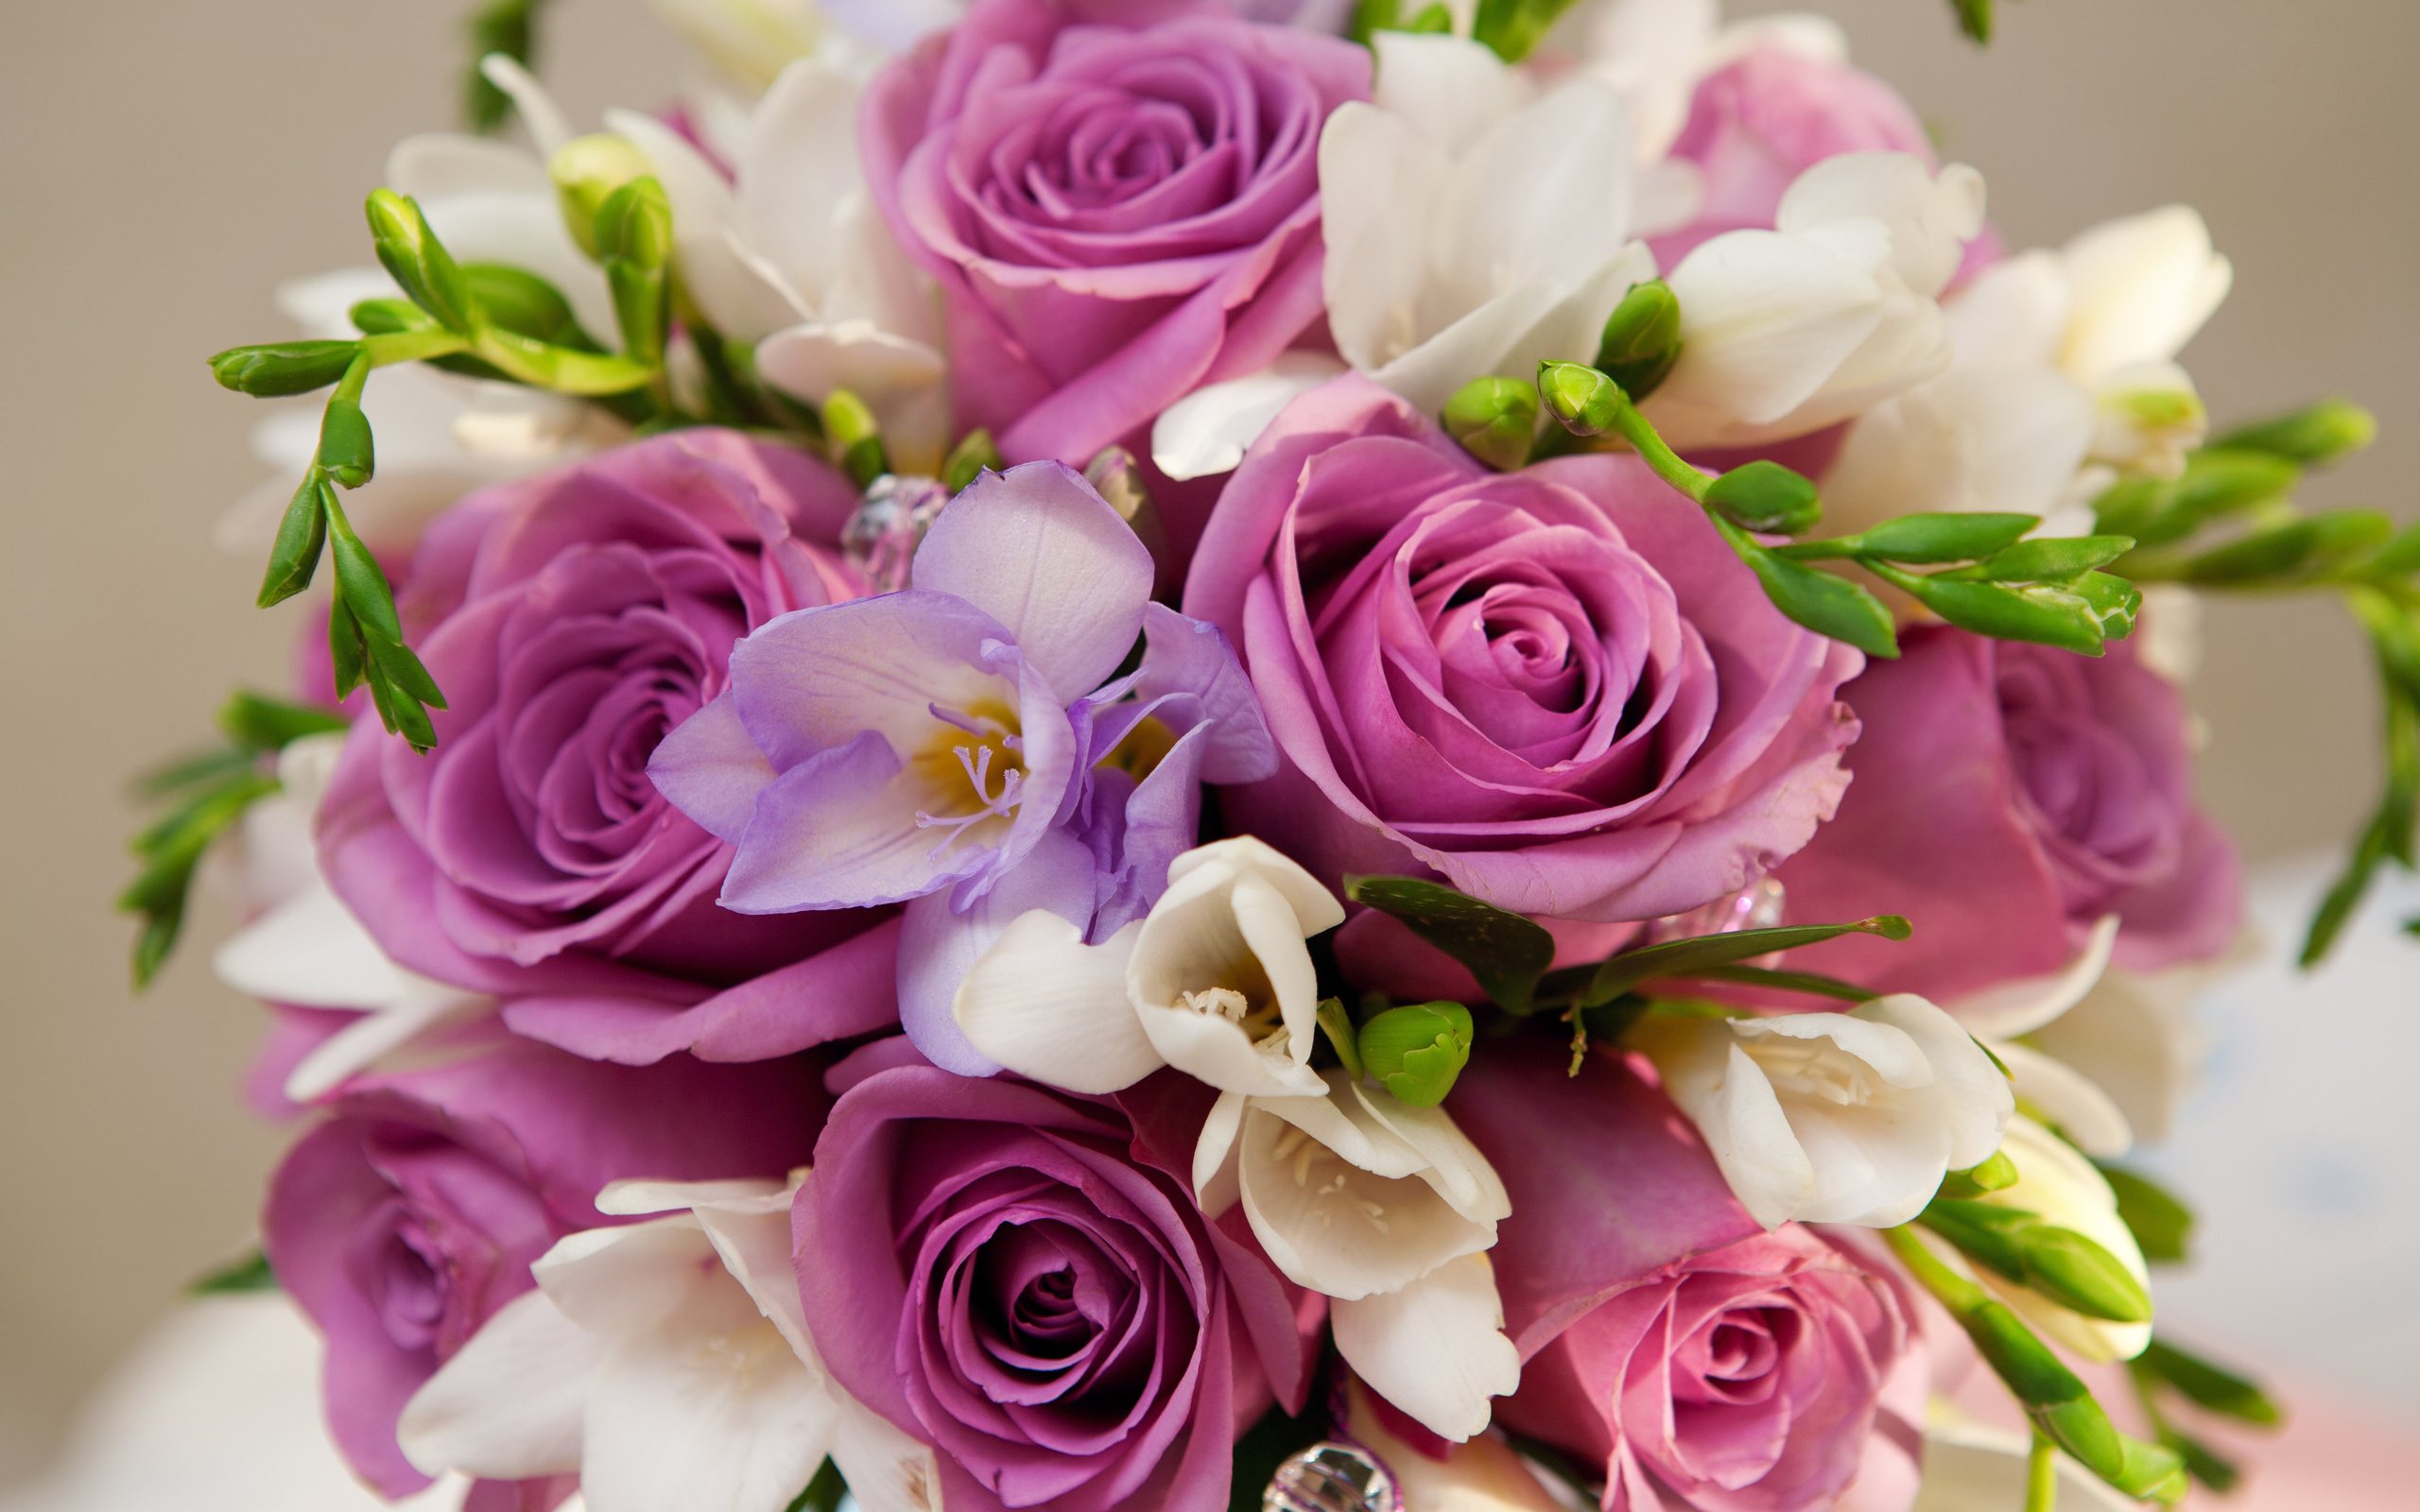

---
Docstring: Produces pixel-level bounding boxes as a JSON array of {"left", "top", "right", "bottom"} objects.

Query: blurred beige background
[{"left": 0, "top": 0, "right": 2413, "bottom": 1491}]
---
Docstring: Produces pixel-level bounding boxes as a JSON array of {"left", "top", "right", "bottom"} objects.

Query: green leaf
[
  {"left": 2152, "top": 1420, "right": 2242, "bottom": 1494},
  {"left": 2304, "top": 690, "right": 2419, "bottom": 966},
  {"left": 328, "top": 581, "right": 369, "bottom": 701},
  {"left": 121, "top": 769, "right": 281, "bottom": 988},
  {"left": 255, "top": 472, "right": 331, "bottom": 609},
  {"left": 2135, "top": 1339, "right": 2285, "bottom": 1427},
  {"left": 208, "top": 339, "right": 362, "bottom": 397},
  {"left": 1834, "top": 511, "right": 2038, "bottom": 563},
  {"left": 1472, "top": 0, "right": 1586, "bottom": 62},
  {"left": 782, "top": 1459, "right": 847, "bottom": 1512},
  {"left": 2097, "top": 1164, "right": 2195, "bottom": 1264},
  {"left": 1683, "top": 962, "right": 1878, "bottom": 1002},
  {"left": 189, "top": 1249, "right": 278, "bottom": 1296},
  {"left": 324, "top": 502, "right": 403, "bottom": 645},
  {"left": 134, "top": 747, "right": 259, "bottom": 800},
  {"left": 1951, "top": 0, "right": 1994, "bottom": 43},
  {"left": 1577, "top": 916, "right": 1910, "bottom": 1006},
  {"left": 1735, "top": 542, "right": 1901, "bottom": 658},
  {"left": 1343, "top": 876, "right": 1557, "bottom": 1015},
  {"left": 2214, "top": 399, "right": 2377, "bottom": 468},
  {"left": 1703, "top": 460, "right": 1820, "bottom": 535},
  {"left": 218, "top": 690, "right": 349, "bottom": 752}
]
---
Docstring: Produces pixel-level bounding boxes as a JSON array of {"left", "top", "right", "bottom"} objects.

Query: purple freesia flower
[{"left": 650, "top": 460, "right": 1273, "bottom": 1072}]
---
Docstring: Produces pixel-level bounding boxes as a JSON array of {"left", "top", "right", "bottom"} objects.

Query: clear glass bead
[
  {"left": 1651, "top": 876, "right": 1788, "bottom": 944},
  {"left": 840, "top": 474, "right": 951, "bottom": 593},
  {"left": 1264, "top": 1441, "right": 1399, "bottom": 1512}
]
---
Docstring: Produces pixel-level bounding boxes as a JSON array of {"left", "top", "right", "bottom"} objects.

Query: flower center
[
  {"left": 1267, "top": 1124, "right": 1392, "bottom": 1236},
  {"left": 911, "top": 698, "right": 1027, "bottom": 857},
  {"left": 1741, "top": 1037, "right": 1876, "bottom": 1106},
  {"left": 1097, "top": 714, "right": 1179, "bottom": 783}
]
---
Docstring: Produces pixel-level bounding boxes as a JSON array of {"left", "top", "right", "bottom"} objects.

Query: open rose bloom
[{"left": 163, "top": 2, "right": 2381, "bottom": 1510}]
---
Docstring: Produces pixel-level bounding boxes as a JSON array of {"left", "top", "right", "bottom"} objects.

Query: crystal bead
[
  {"left": 1651, "top": 876, "right": 1788, "bottom": 944},
  {"left": 840, "top": 474, "right": 951, "bottom": 594},
  {"left": 1263, "top": 1441, "right": 1399, "bottom": 1512}
]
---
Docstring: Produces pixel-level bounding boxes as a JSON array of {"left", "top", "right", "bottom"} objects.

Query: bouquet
[{"left": 133, "top": 0, "right": 2410, "bottom": 1508}]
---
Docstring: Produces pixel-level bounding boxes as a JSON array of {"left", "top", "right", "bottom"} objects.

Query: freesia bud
[
  {"left": 550, "top": 133, "right": 652, "bottom": 259},
  {"left": 1442, "top": 376, "right": 1540, "bottom": 472},
  {"left": 2216, "top": 399, "right": 2378, "bottom": 468},
  {"left": 1538, "top": 361, "right": 1624, "bottom": 438},
  {"left": 1083, "top": 445, "right": 1152, "bottom": 524},
  {"left": 1703, "top": 460, "right": 1821, "bottom": 534},
  {"left": 1356, "top": 1001, "right": 1474, "bottom": 1108},
  {"left": 209, "top": 340, "right": 361, "bottom": 398},
  {"left": 2017, "top": 1225, "right": 2155, "bottom": 1325},
  {"left": 365, "top": 190, "right": 473, "bottom": 335},
  {"left": 317, "top": 398, "right": 375, "bottom": 490},
  {"left": 823, "top": 388, "right": 888, "bottom": 489},
  {"left": 942, "top": 428, "right": 1003, "bottom": 493},
  {"left": 1595, "top": 280, "right": 1683, "bottom": 402},
  {"left": 1938, "top": 1149, "right": 2020, "bottom": 1199}
]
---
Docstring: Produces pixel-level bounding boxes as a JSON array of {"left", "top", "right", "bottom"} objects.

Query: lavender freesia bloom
[{"left": 650, "top": 460, "right": 1274, "bottom": 1072}]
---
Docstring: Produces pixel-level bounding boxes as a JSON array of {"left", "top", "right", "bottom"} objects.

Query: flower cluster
[{"left": 163, "top": 1, "right": 2376, "bottom": 1509}]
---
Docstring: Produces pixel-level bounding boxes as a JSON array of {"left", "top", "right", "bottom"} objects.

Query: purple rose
[
  {"left": 1772, "top": 627, "right": 2243, "bottom": 1004},
  {"left": 319, "top": 431, "right": 901, "bottom": 1065},
  {"left": 263, "top": 1022, "right": 825, "bottom": 1498},
  {"left": 1500, "top": 1224, "right": 1927, "bottom": 1512},
  {"left": 1182, "top": 376, "right": 1863, "bottom": 924},
  {"left": 860, "top": 0, "right": 1368, "bottom": 472},
  {"left": 792, "top": 1042, "right": 1317, "bottom": 1512},
  {"left": 1653, "top": 41, "right": 1934, "bottom": 266}
]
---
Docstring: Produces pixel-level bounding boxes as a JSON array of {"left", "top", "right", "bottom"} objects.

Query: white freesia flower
[
  {"left": 399, "top": 1174, "right": 938, "bottom": 1512},
  {"left": 611, "top": 60, "right": 949, "bottom": 469},
  {"left": 1630, "top": 993, "right": 2013, "bottom": 1229},
  {"left": 953, "top": 837, "right": 1344, "bottom": 1099},
  {"left": 646, "top": 0, "right": 850, "bottom": 92},
  {"left": 1648, "top": 150, "right": 1984, "bottom": 449},
  {"left": 1344, "top": 1378, "right": 1571, "bottom": 1512},
  {"left": 1196, "top": 1070, "right": 1518, "bottom": 1440},
  {"left": 1825, "top": 205, "right": 2231, "bottom": 536},
  {"left": 1966, "top": 1117, "right": 2154, "bottom": 1362},
  {"left": 1149, "top": 29, "right": 1667, "bottom": 485},
  {"left": 211, "top": 735, "right": 488, "bottom": 1102}
]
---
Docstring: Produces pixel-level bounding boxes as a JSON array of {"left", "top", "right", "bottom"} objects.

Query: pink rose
[
  {"left": 1772, "top": 627, "right": 2243, "bottom": 1003},
  {"left": 262, "top": 1022, "right": 825, "bottom": 1498},
  {"left": 1501, "top": 1225, "right": 1927, "bottom": 1512},
  {"left": 1653, "top": 42, "right": 1933, "bottom": 266},
  {"left": 1182, "top": 376, "right": 1862, "bottom": 925},
  {"left": 860, "top": 0, "right": 1368, "bottom": 471},
  {"left": 318, "top": 431, "right": 901, "bottom": 1065}
]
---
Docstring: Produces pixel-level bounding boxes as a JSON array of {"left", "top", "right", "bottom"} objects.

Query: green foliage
[
  {"left": 1343, "top": 876, "right": 1558, "bottom": 1014},
  {"left": 465, "top": 0, "right": 551, "bottom": 134},
  {"left": 783, "top": 1460, "right": 847, "bottom": 1512},
  {"left": 1472, "top": 0, "right": 1586, "bottom": 62},
  {"left": 1920, "top": 1200, "right": 2153, "bottom": 1324},
  {"left": 1564, "top": 915, "right": 1910, "bottom": 1009},
  {"left": 943, "top": 429, "right": 1005, "bottom": 493},
  {"left": 2098, "top": 1163, "right": 2195, "bottom": 1264},
  {"left": 189, "top": 1249, "right": 278, "bottom": 1297}
]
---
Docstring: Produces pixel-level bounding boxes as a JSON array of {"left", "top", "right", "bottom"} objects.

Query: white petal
[
  {"left": 734, "top": 62, "right": 868, "bottom": 301},
  {"left": 1861, "top": 995, "right": 2014, "bottom": 1171},
  {"left": 2028, "top": 966, "right": 2208, "bottom": 1145},
  {"left": 1348, "top": 1081, "right": 1511, "bottom": 1224},
  {"left": 387, "top": 134, "right": 551, "bottom": 204},
  {"left": 1332, "top": 1254, "right": 1520, "bottom": 1443},
  {"left": 1432, "top": 77, "right": 1634, "bottom": 318},
  {"left": 284, "top": 991, "right": 487, "bottom": 1104},
  {"left": 535, "top": 1220, "right": 725, "bottom": 1339},
  {"left": 214, "top": 885, "right": 413, "bottom": 1011},
  {"left": 400, "top": 1291, "right": 597, "bottom": 1480},
  {"left": 581, "top": 1319, "right": 832, "bottom": 1512},
  {"left": 1165, "top": 838, "right": 1345, "bottom": 934},
  {"left": 1779, "top": 153, "right": 1986, "bottom": 299},
  {"left": 476, "top": 55, "right": 574, "bottom": 157},
  {"left": 953, "top": 915, "right": 1161, "bottom": 1094},
  {"left": 1151, "top": 353, "right": 1347, "bottom": 481},
  {"left": 1633, "top": 1018, "right": 1811, "bottom": 1228},
  {"left": 1986, "top": 1119, "right": 2152, "bottom": 1362},
  {"left": 1193, "top": 1091, "right": 1249, "bottom": 1215},
  {"left": 1913, "top": 1422, "right": 2140, "bottom": 1512},
  {"left": 1654, "top": 227, "right": 1886, "bottom": 441},
  {"left": 1137, "top": 1001, "right": 1328, "bottom": 1100},
  {"left": 595, "top": 1177, "right": 790, "bottom": 1220},
  {"left": 1734, "top": 1008, "right": 1935, "bottom": 1090},
  {"left": 1996, "top": 1042, "right": 2134, "bottom": 1159},
  {"left": 1320, "top": 102, "right": 1447, "bottom": 373},
  {"left": 1954, "top": 915, "right": 2121, "bottom": 1039},
  {"left": 1369, "top": 32, "right": 1524, "bottom": 146},
  {"left": 2060, "top": 206, "right": 2232, "bottom": 382}
]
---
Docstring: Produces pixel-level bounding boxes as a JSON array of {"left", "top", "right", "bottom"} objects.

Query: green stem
[
  {"left": 359, "top": 327, "right": 471, "bottom": 368},
  {"left": 2027, "top": 1432, "right": 2059, "bottom": 1512},
  {"left": 1606, "top": 402, "right": 1710, "bottom": 505},
  {"left": 1885, "top": 1225, "right": 1992, "bottom": 1314}
]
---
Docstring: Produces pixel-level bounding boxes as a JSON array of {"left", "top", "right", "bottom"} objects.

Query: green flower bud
[
  {"left": 1595, "top": 281, "right": 1683, "bottom": 402},
  {"left": 943, "top": 428, "right": 1005, "bottom": 493},
  {"left": 1442, "top": 376, "right": 1541, "bottom": 471},
  {"left": 1838, "top": 512, "right": 2037, "bottom": 563},
  {"left": 2216, "top": 399, "right": 2377, "bottom": 468},
  {"left": 1538, "top": 361, "right": 1624, "bottom": 438},
  {"left": 1936, "top": 1150, "right": 2020, "bottom": 1200},
  {"left": 551, "top": 133, "right": 654, "bottom": 258},
  {"left": 208, "top": 340, "right": 362, "bottom": 398},
  {"left": 366, "top": 190, "right": 474, "bottom": 334},
  {"left": 317, "top": 398, "right": 376, "bottom": 490},
  {"left": 2017, "top": 1225, "right": 2155, "bottom": 1324},
  {"left": 825, "top": 388, "right": 889, "bottom": 489},
  {"left": 1357, "top": 1002, "right": 1475, "bottom": 1108},
  {"left": 1703, "top": 460, "right": 1820, "bottom": 535}
]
